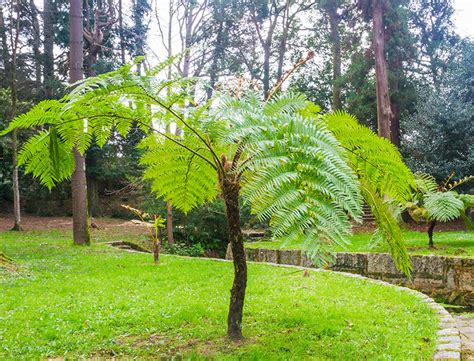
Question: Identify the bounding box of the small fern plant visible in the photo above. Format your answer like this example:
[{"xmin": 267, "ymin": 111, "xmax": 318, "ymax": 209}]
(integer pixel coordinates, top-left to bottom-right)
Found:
[
  {"xmin": 1, "ymin": 59, "xmax": 413, "ymax": 340},
  {"xmin": 406, "ymin": 173, "xmax": 474, "ymax": 247},
  {"xmin": 121, "ymin": 204, "xmax": 165, "ymax": 263}
]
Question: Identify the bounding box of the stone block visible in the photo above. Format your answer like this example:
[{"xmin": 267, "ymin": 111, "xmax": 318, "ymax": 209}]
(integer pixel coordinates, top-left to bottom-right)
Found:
[
  {"xmin": 331, "ymin": 252, "xmax": 367, "ymax": 273},
  {"xmin": 437, "ymin": 343, "xmax": 461, "ymax": 352},
  {"xmin": 366, "ymin": 253, "xmax": 399, "ymax": 275},
  {"xmin": 433, "ymin": 351, "xmax": 460, "ymax": 360},
  {"xmin": 264, "ymin": 249, "xmax": 278, "ymax": 263},
  {"xmin": 279, "ymin": 250, "xmax": 301, "ymax": 266},
  {"xmin": 459, "ymin": 266, "xmax": 474, "ymax": 292},
  {"xmin": 301, "ymin": 254, "xmax": 315, "ymax": 268},
  {"xmin": 411, "ymin": 255, "xmax": 446, "ymax": 276},
  {"xmin": 438, "ymin": 336, "xmax": 460, "ymax": 344},
  {"xmin": 437, "ymin": 328, "xmax": 459, "ymax": 336}
]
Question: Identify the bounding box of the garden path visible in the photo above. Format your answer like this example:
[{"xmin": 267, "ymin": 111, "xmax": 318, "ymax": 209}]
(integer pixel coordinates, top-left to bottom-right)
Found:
[{"xmin": 455, "ymin": 315, "xmax": 474, "ymax": 360}]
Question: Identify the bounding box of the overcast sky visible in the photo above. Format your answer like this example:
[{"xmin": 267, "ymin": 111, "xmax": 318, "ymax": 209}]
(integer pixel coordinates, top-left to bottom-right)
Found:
[{"xmin": 453, "ymin": 0, "xmax": 474, "ymax": 38}]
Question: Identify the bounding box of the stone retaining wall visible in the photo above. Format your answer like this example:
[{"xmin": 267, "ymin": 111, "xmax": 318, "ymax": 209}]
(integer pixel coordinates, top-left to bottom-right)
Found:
[{"xmin": 228, "ymin": 247, "xmax": 474, "ymax": 306}]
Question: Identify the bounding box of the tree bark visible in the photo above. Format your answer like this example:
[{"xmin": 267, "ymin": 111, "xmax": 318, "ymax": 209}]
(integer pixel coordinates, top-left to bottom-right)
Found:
[
  {"xmin": 11, "ymin": 129, "xmax": 22, "ymax": 231},
  {"xmin": 9, "ymin": 0, "xmax": 22, "ymax": 231},
  {"xmin": 86, "ymin": 174, "xmax": 101, "ymax": 217},
  {"xmin": 43, "ymin": 0, "xmax": 54, "ymax": 98},
  {"xmin": 153, "ymin": 239, "xmax": 160, "ymax": 263},
  {"xmin": 372, "ymin": 0, "xmax": 392, "ymax": 140},
  {"xmin": 221, "ymin": 174, "xmax": 247, "ymax": 340},
  {"xmin": 166, "ymin": 201, "xmax": 174, "ymax": 245},
  {"xmin": 262, "ymin": 41, "xmax": 271, "ymax": 96},
  {"xmin": 0, "ymin": 6, "xmax": 9, "ymax": 83},
  {"xmin": 428, "ymin": 220, "xmax": 436, "ymax": 248},
  {"xmin": 28, "ymin": 0, "xmax": 42, "ymax": 89},
  {"xmin": 206, "ymin": 21, "xmax": 225, "ymax": 99},
  {"xmin": 276, "ymin": 1, "xmax": 290, "ymax": 81},
  {"xmin": 327, "ymin": 1, "xmax": 342, "ymax": 110},
  {"xmin": 389, "ymin": 74, "xmax": 401, "ymax": 147},
  {"xmin": 70, "ymin": 0, "xmax": 91, "ymax": 246},
  {"xmin": 118, "ymin": 0, "xmax": 125, "ymax": 64}
]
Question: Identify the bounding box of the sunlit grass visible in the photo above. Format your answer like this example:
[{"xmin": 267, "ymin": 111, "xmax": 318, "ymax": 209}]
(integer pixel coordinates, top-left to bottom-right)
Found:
[{"xmin": 0, "ymin": 230, "xmax": 437, "ymax": 359}]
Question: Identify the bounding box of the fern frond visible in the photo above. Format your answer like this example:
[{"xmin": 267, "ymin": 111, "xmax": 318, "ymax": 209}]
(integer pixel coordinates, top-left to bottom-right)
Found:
[
  {"xmin": 414, "ymin": 172, "xmax": 438, "ymax": 194},
  {"xmin": 322, "ymin": 111, "xmax": 415, "ymax": 203},
  {"xmin": 263, "ymin": 92, "xmax": 308, "ymax": 116},
  {"xmin": 139, "ymin": 133, "xmax": 218, "ymax": 213},
  {"xmin": 319, "ymin": 110, "xmax": 415, "ymax": 275},
  {"xmin": 18, "ymin": 130, "xmax": 74, "ymax": 189},
  {"xmin": 225, "ymin": 93, "xmax": 363, "ymax": 252},
  {"xmin": 424, "ymin": 192, "xmax": 465, "ymax": 222},
  {"xmin": 361, "ymin": 180, "xmax": 411, "ymax": 275}
]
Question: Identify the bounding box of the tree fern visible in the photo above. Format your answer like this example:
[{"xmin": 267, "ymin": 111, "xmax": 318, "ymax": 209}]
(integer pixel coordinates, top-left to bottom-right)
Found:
[
  {"xmin": 1, "ymin": 59, "xmax": 423, "ymax": 338},
  {"xmin": 408, "ymin": 172, "xmax": 473, "ymax": 246}
]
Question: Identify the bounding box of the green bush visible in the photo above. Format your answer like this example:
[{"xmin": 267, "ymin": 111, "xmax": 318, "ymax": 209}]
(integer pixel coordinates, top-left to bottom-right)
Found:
[{"xmin": 162, "ymin": 242, "xmax": 204, "ymax": 257}]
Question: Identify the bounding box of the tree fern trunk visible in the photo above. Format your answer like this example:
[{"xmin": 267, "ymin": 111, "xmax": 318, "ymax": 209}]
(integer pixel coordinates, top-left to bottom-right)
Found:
[
  {"xmin": 222, "ymin": 175, "xmax": 247, "ymax": 340},
  {"xmin": 428, "ymin": 220, "xmax": 436, "ymax": 248}
]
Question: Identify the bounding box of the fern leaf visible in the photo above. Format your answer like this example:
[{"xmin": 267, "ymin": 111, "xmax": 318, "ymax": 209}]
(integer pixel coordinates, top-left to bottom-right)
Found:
[{"xmin": 424, "ymin": 192, "xmax": 465, "ymax": 222}]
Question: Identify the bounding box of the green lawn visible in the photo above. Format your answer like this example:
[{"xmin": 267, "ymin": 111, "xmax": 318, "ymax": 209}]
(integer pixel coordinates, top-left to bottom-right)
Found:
[
  {"xmin": 247, "ymin": 230, "xmax": 474, "ymax": 257},
  {"xmin": 0, "ymin": 230, "xmax": 437, "ymax": 359}
]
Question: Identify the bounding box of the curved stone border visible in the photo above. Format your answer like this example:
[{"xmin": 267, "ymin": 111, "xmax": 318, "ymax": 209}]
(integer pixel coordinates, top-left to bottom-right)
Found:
[
  {"xmin": 242, "ymin": 260, "xmax": 462, "ymax": 360},
  {"xmin": 239, "ymin": 247, "xmax": 474, "ymax": 306}
]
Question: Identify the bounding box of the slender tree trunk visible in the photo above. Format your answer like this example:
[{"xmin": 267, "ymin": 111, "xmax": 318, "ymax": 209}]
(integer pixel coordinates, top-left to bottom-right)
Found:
[
  {"xmin": 118, "ymin": 0, "xmax": 125, "ymax": 64},
  {"xmin": 389, "ymin": 76, "xmax": 401, "ymax": 147},
  {"xmin": 9, "ymin": 0, "xmax": 22, "ymax": 231},
  {"xmin": 372, "ymin": 0, "xmax": 392, "ymax": 140},
  {"xmin": 0, "ymin": 6, "xmax": 9, "ymax": 83},
  {"xmin": 166, "ymin": 200, "xmax": 174, "ymax": 244},
  {"xmin": 29, "ymin": 0, "xmax": 42, "ymax": 89},
  {"xmin": 11, "ymin": 129, "xmax": 22, "ymax": 231},
  {"xmin": 182, "ymin": 2, "xmax": 193, "ymax": 80},
  {"xmin": 153, "ymin": 239, "xmax": 160, "ymax": 263},
  {"xmin": 276, "ymin": 2, "xmax": 290, "ymax": 81},
  {"xmin": 207, "ymin": 21, "xmax": 225, "ymax": 99},
  {"xmin": 70, "ymin": 0, "xmax": 91, "ymax": 246},
  {"xmin": 327, "ymin": 3, "xmax": 342, "ymax": 110},
  {"xmin": 43, "ymin": 0, "xmax": 54, "ymax": 98},
  {"xmin": 263, "ymin": 42, "xmax": 271, "ymax": 97},
  {"xmin": 222, "ymin": 175, "xmax": 247, "ymax": 340},
  {"xmin": 388, "ymin": 48, "xmax": 402, "ymax": 147},
  {"xmin": 86, "ymin": 174, "xmax": 101, "ymax": 217},
  {"xmin": 428, "ymin": 220, "xmax": 436, "ymax": 248}
]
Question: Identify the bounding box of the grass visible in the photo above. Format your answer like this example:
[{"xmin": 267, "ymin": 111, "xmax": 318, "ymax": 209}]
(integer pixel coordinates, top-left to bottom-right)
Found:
[
  {"xmin": 0, "ymin": 230, "xmax": 438, "ymax": 359},
  {"xmin": 247, "ymin": 230, "xmax": 474, "ymax": 257}
]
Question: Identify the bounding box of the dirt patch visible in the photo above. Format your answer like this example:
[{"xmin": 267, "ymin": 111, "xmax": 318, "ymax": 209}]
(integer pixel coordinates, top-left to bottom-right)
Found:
[
  {"xmin": 0, "ymin": 214, "xmax": 468, "ymax": 234},
  {"xmin": 113, "ymin": 332, "xmax": 254, "ymax": 359},
  {"xmin": 0, "ymin": 214, "xmax": 149, "ymax": 235}
]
